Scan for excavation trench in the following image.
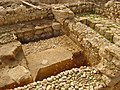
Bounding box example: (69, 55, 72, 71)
(17, 29, 90, 82)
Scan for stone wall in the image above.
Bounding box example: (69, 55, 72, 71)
(63, 20, 120, 89)
(0, 4, 53, 26)
(0, 2, 95, 26)
(102, 1, 120, 23)
(66, 2, 95, 14)
(16, 22, 62, 43)
(39, 0, 110, 4)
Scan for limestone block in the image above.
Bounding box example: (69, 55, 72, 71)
(0, 41, 21, 61)
(52, 6, 74, 24)
(7, 8, 15, 15)
(0, 7, 7, 16)
(0, 15, 4, 25)
(0, 33, 16, 44)
(44, 27, 52, 33)
(14, 5, 26, 14)
(104, 30, 113, 42)
(113, 35, 120, 44)
(52, 22, 61, 31)
(98, 45, 120, 78)
(96, 59, 120, 78)
(23, 28, 34, 37)
(0, 75, 17, 90)
(35, 26, 44, 35)
(99, 26, 107, 35)
(8, 66, 33, 85)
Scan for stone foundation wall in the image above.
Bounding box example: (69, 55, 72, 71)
(63, 20, 120, 89)
(15, 22, 62, 43)
(0, 5, 53, 26)
(0, 2, 95, 26)
(66, 2, 95, 14)
(102, 1, 120, 23)
(39, 0, 109, 4)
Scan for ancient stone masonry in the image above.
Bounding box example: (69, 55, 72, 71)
(0, 1, 95, 26)
(95, 1, 120, 23)
(0, 3, 52, 26)
(0, 0, 120, 90)
(102, 1, 120, 23)
(62, 19, 120, 90)
(76, 14, 120, 47)
(65, 2, 95, 14)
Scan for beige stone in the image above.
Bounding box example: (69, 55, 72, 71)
(26, 47, 83, 81)
(44, 27, 52, 33)
(0, 75, 17, 90)
(0, 15, 4, 25)
(0, 41, 21, 61)
(52, 22, 61, 30)
(52, 6, 74, 24)
(8, 65, 33, 85)
(113, 35, 120, 44)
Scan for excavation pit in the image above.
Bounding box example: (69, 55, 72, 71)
(22, 35, 89, 81)
(0, 0, 120, 90)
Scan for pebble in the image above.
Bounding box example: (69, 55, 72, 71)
(47, 77, 52, 82)
(13, 67, 107, 90)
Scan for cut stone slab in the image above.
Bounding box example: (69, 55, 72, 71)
(0, 41, 21, 61)
(26, 47, 84, 81)
(8, 65, 33, 86)
(0, 41, 28, 69)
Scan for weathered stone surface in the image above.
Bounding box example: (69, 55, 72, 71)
(0, 33, 16, 44)
(113, 35, 120, 45)
(0, 41, 21, 61)
(97, 45, 120, 77)
(52, 22, 61, 30)
(8, 65, 33, 86)
(0, 68, 17, 90)
(103, 1, 120, 23)
(52, 5, 74, 24)
(26, 47, 83, 81)
(0, 41, 28, 69)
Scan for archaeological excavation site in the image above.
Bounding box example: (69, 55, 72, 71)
(0, 0, 120, 90)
